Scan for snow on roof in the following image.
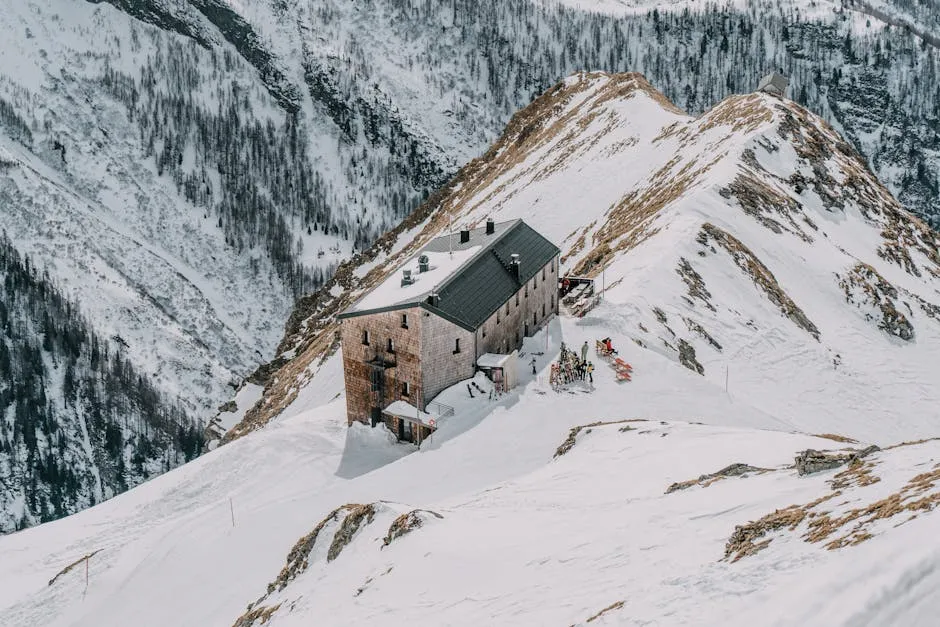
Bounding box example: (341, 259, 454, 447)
(476, 353, 512, 368)
(342, 219, 519, 315)
(348, 246, 481, 313)
(383, 400, 436, 427)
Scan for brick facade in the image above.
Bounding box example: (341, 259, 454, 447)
(339, 254, 560, 431)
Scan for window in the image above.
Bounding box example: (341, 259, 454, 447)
(454, 338, 461, 354)
(401, 313, 408, 329)
(506, 302, 510, 314)
(551, 258, 555, 273)
(387, 338, 395, 353)
(515, 293, 519, 306)
(542, 303, 546, 317)
(525, 284, 528, 298)
(496, 310, 500, 324)
(362, 330, 370, 345)
(401, 381, 410, 397)
(534, 274, 537, 288)
(542, 267, 546, 281)
(551, 294, 555, 309)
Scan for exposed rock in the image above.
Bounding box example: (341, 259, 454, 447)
(794, 445, 880, 476)
(218, 400, 237, 413)
(700, 223, 820, 339)
(327, 504, 377, 562)
(677, 339, 704, 375)
(666, 463, 769, 494)
(232, 603, 282, 627)
(676, 258, 715, 311)
(267, 505, 351, 594)
(554, 420, 645, 458)
(839, 263, 915, 341)
(383, 510, 443, 548)
(683, 317, 722, 351)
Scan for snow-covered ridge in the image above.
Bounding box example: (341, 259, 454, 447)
(1, 70, 939, 626)
(235, 71, 940, 445)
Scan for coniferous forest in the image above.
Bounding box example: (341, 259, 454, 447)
(0, 234, 202, 532)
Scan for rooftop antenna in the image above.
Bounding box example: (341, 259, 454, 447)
(448, 215, 453, 258)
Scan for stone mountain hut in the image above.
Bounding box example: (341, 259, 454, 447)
(337, 219, 560, 443)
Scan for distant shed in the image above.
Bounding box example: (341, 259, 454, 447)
(757, 71, 789, 97)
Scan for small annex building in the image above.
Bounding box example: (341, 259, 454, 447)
(337, 218, 560, 442)
(757, 71, 789, 97)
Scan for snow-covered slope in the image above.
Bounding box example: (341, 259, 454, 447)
(1, 71, 939, 626)
(240, 72, 940, 445)
(1, 326, 938, 626)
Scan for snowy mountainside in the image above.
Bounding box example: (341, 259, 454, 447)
(96, 0, 940, 229)
(1, 72, 939, 626)
(237, 71, 940, 446)
(0, 329, 938, 626)
(0, 235, 203, 533)
(0, 0, 353, 531)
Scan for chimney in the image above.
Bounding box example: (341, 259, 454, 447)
(418, 254, 429, 273)
(510, 253, 520, 281)
(401, 269, 414, 286)
(485, 218, 495, 235)
(427, 291, 439, 307)
(459, 229, 470, 244)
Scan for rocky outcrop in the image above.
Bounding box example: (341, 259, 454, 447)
(699, 223, 820, 340)
(327, 504, 377, 562)
(677, 339, 704, 375)
(666, 463, 769, 494)
(554, 420, 644, 458)
(794, 445, 880, 476)
(383, 510, 444, 548)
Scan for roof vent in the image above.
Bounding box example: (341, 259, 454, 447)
(401, 269, 414, 286)
(486, 218, 495, 235)
(418, 254, 429, 273)
(510, 253, 520, 281)
(459, 229, 470, 244)
(427, 291, 439, 307)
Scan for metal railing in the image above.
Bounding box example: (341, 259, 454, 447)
(425, 401, 455, 419)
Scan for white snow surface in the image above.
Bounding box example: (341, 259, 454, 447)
(350, 247, 480, 313)
(2, 73, 940, 625)
(0, 316, 938, 626)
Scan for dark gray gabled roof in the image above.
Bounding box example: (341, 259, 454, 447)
(758, 71, 788, 95)
(431, 221, 559, 330)
(338, 219, 560, 331)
